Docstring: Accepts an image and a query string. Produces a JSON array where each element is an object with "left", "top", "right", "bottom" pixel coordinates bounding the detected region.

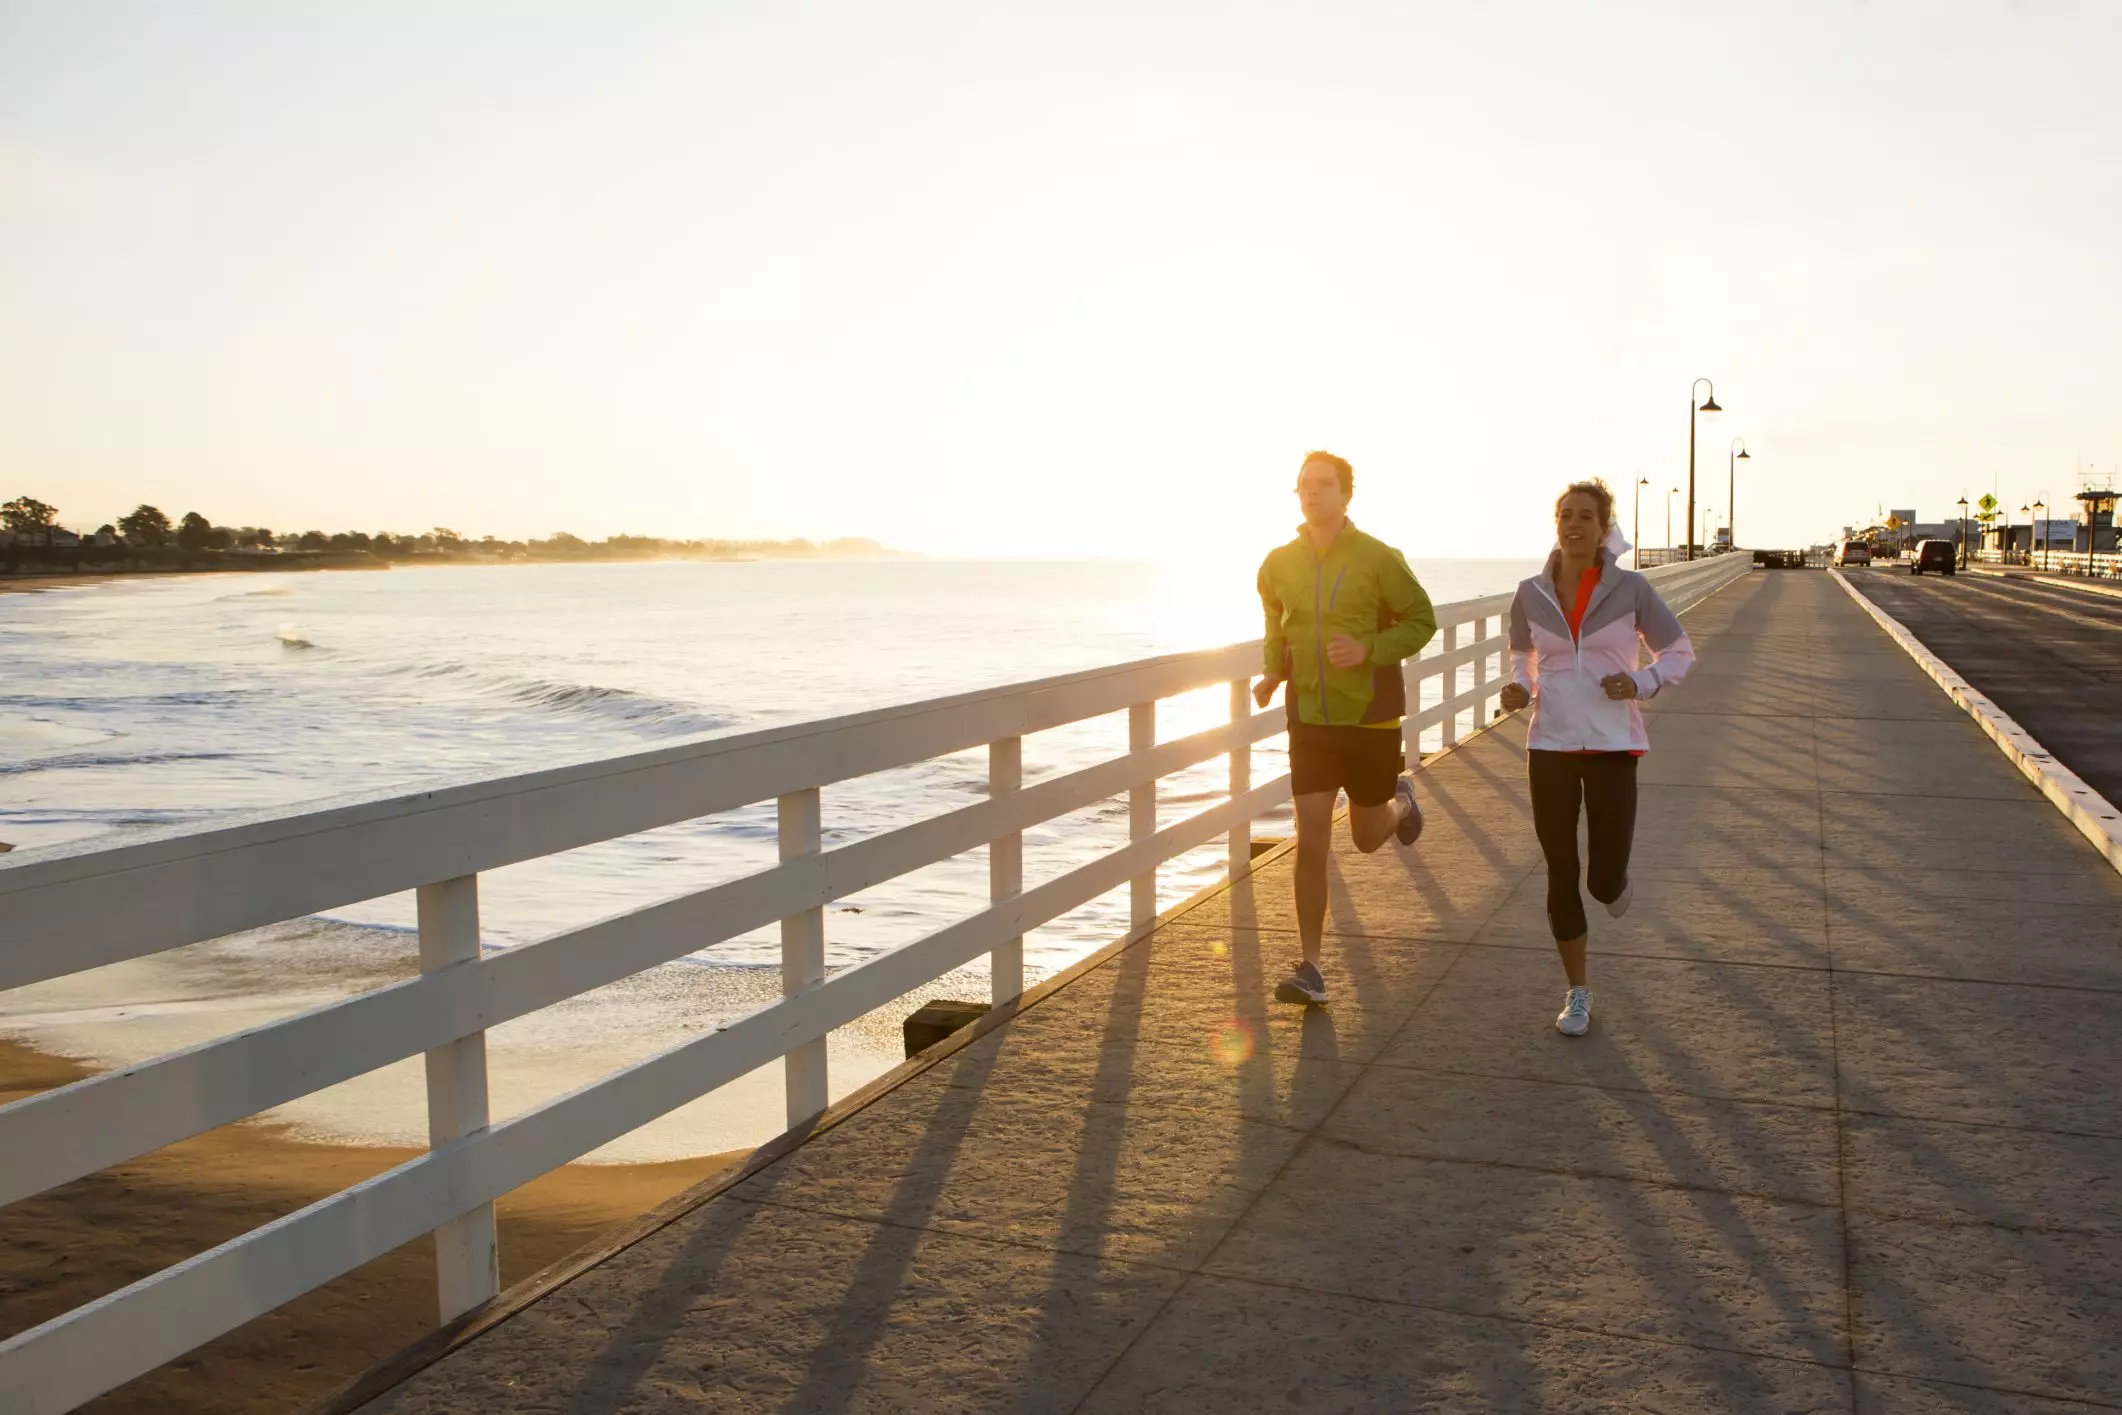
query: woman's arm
[
  {"left": 1507, "top": 590, "right": 1539, "bottom": 698},
  {"left": 1629, "top": 583, "right": 1695, "bottom": 699}
]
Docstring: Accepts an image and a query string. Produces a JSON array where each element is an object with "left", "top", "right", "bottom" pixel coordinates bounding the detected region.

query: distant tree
[
  {"left": 297, "top": 530, "right": 329, "bottom": 552},
  {"left": 371, "top": 533, "right": 398, "bottom": 556},
  {"left": 94, "top": 523, "right": 118, "bottom": 542},
  {"left": 118, "top": 504, "right": 173, "bottom": 547},
  {"left": 329, "top": 532, "right": 354, "bottom": 550},
  {"left": 345, "top": 531, "right": 372, "bottom": 550},
  {"left": 176, "top": 511, "right": 215, "bottom": 550},
  {"left": 2, "top": 495, "right": 59, "bottom": 545}
]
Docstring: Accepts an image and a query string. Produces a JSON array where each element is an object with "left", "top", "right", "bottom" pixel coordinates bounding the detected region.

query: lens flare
[{"left": 1211, "top": 1018, "right": 1256, "bottom": 1066}]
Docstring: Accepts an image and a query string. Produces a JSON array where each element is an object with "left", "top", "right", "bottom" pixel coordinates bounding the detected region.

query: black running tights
[{"left": 1527, "top": 749, "right": 1638, "bottom": 942}]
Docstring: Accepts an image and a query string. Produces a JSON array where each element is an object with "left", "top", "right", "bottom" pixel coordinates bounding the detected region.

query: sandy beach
[
  {"left": 0, "top": 1040, "right": 746, "bottom": 1414},
  {"left": 0, "top": 571, "right": 217, "bottom": 595}
]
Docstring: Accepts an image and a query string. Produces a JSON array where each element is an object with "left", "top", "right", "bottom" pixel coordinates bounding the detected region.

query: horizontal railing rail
[{"left": 0, "top": 555, "right": 1748, "bottom": 1414}]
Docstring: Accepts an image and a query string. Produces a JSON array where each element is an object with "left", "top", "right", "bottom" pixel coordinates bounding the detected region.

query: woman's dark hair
[{"left": 1554, "top": 478, "right": 1614, "bottom": 531}]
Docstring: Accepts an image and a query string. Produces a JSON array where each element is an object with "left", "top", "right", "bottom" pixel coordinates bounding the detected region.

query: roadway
[{"left": 1844, "top": 564, "right": 2122, "bottom": 806}]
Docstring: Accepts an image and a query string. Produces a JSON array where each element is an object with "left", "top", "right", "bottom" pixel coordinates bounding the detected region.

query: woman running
[{"left": 1498, "top": 479, "right": 1695, "bottom": 1036}]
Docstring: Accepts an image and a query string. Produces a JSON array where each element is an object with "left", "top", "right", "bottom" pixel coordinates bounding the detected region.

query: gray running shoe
[
  {"left": 1394, "top": 776, "right": 1424, "bottom": 846},
  {"left": 1275, "top": 959, "right": 1328, "bottom": 1006},
  {"left": 1604, "top": 879, "right": 1633, "bottom": 918},
  {"left": 1555, "top": 986, "right": 1593, "bottom": 1037}
]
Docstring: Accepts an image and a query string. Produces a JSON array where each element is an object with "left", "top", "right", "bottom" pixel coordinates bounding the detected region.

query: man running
[{"left": 1254, "top": 450, "right": 1437, "bottom": 1005}]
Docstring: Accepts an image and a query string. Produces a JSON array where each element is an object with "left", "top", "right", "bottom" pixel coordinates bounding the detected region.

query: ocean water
[{"left": 1, "top": 557, "right": 1534, "bottom": 1156}]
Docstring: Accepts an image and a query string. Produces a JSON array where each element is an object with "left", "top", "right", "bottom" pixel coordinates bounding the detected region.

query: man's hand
[
  {"left": 1326, "top": 634, "right": 1367, "bottom": 669},
  {"left": 1253, "top": 676, "right": 1280, "bottom": 709},
  {"left": 1499, "top": 682, "right": 1530, "bottom": 712},
  {"left": 1601, "top": 672, "right": 1639, "bottom": 701}
]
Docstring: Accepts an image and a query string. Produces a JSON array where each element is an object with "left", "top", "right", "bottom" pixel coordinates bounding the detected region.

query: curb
[
  {"left": 1830, "top": 568, "right": 2122, "bottom": 876},
  {"left": 1967, "top": 565, "right": 2122, "bottom": 603}
]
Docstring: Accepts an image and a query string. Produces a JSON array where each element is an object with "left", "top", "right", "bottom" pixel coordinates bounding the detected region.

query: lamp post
[
  {"left": 2035, "top": 497, "right": 2047, "bottom": 570},
  {"left": 2019, "top": 505, "right": 2030, "bottom": 566},
  {"left": 1687, "top": 378, "right": 1720, "bottom": 560},
  {"left": 1666, "top": 486, "right": 1678, "bottom": 559},
  {"left": 1635, "top": 477, "right": 1649, "bottom": 567},
  {"left": 1957, "top": 496, "right": 1969, "bottom": 570},
  {"left": 1728, "top": 439, "right": 1748, "bottom": 550}
]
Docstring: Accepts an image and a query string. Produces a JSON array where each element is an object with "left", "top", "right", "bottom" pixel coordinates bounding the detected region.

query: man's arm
[
  {"left": 1258, "top": 556, "right": 1288, "bottom": 682},
  {"left": 1363, "top": 550, "right": 1438, "bottom": 665}
]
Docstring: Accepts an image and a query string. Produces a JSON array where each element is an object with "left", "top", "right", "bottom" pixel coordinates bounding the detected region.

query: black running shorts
[{"left": 1288, "top": 721, "right": 1404, "bottom": 806}]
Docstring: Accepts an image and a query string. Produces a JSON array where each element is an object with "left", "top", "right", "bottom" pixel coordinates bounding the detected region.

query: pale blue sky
[{"left": 3, "top": 1, "right": 2117, "bottom": 559}]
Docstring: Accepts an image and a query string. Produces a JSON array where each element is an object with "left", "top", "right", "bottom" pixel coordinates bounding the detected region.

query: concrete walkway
[{"left": 351, "top": 571, "right": 2122, "bottom": 1414}]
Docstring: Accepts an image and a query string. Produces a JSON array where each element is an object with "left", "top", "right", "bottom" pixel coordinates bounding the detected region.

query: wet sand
[
  {"left": 0, "top": 1041, "right": 747, "bottom": 1414},
  {"left": 0, "top": 571, "right": 213, "bottom": 594}
]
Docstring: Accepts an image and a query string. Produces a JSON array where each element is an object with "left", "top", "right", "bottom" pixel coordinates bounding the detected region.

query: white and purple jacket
[{"left": 1508, "top": 550, "right": 1695, "bottom": 754}]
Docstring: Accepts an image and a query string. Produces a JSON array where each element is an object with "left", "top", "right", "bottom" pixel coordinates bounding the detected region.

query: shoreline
[
  {"left": 0, "top": 1039, "right": 748, "bottom": 1414},
  {"left": 0, "top": 569, "right": 229, "bottom": 595}
]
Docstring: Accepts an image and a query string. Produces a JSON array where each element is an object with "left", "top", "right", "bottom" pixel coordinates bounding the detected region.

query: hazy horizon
[{"left": 4, "top": 1, "right": 2117, "bottom": 560}]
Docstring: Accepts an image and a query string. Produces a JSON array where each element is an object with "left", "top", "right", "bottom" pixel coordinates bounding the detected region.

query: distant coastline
[{"left": 0, "top": 529, "right": 907, "bottom": 589}]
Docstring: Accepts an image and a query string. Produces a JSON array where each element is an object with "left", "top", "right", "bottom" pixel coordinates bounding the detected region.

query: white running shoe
[
  {"left": 1604, "top": 880, "right": 1633, "bottom": 919},
  {"left": 1555, "top": 987, "right": 1593, "bottom": 1037}
]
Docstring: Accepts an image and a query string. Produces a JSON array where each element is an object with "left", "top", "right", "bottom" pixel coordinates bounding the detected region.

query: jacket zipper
[{"left": 1535, "top": 574, "right": 1586, "bottom": 749}]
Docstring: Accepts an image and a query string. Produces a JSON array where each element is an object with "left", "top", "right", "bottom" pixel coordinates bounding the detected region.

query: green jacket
[{"left": 1258, "top": 521, "right": 1437, "bottom": 727}]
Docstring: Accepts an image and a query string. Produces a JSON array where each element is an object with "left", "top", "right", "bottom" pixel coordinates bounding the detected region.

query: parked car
[
  {"left": 1835, "top": 540, "right": 1872, "bottom": 567},
  {"left": 1911, "top": 540, "right": 1956, "bottom": 575}
]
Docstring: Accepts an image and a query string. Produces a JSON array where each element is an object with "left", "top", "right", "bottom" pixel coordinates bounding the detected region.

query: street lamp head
[
  {"left": 1735, "top": 448, "right": 1750, "bottom": 460},
  {"left": 1698, "top": 395, "right": 1721, "bottom": 413}
]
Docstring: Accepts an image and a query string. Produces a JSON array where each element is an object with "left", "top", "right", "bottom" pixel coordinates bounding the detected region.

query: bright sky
[{"left": 3, "top": 1, "right": 2117, "bottom": 560}]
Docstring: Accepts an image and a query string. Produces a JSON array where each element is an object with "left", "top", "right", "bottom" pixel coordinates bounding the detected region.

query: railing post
[
  {"left": 1228, "top": 677, "right": 1252, "bottom": 880},
  {"left": 1440, "top": 622, "right": 1461, "bottom": 747},
  {"left": 416, "top": 874, "right": 498, "bottom": 1322},
  {"left": 989, "top": 736, "right": 1024, "bottom": 1006},
  {"left": 1402, "top": 657, "right": 1421, "bottom": 776},
  {"left": 779, "top": 788, "right": 828, "bottom": 1126},
  {"left": 1130, "top": 701, "right": 1156, "bottom": 931},
  {"left": 1472, "top": 614, "right": 1491, "bottom": 724}
]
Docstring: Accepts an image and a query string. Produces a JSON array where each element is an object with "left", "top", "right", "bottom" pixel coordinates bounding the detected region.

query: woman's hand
[
  {"left": 1499, "top": 682, "right": 1530, "bottom": 712},
  {"left": 1326, "top": 634, "right": 1367, "bottom": 669},
  {"left": 1601, "top": 672, "right": 1639, "bottom": 701},
  {"left": 1253, "top": 676, "right": 1280, "bottom": 709}
]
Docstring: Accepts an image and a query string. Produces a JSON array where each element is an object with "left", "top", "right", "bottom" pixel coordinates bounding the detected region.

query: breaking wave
[
  {"left": 0, "top": 749, "right": 236, "bottom": 778},
  {"left": 380, "top": 661, "right": 730, "bottom": 737}
]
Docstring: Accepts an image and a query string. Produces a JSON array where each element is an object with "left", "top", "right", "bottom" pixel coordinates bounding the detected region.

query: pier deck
[{"left": 346, "top": 571, "right": 2122, "bottom": 1413}]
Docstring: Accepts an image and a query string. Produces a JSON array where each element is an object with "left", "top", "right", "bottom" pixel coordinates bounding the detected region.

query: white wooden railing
[{"left": 0, "top": 555, "right": 1747, "bottom": 1413}]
